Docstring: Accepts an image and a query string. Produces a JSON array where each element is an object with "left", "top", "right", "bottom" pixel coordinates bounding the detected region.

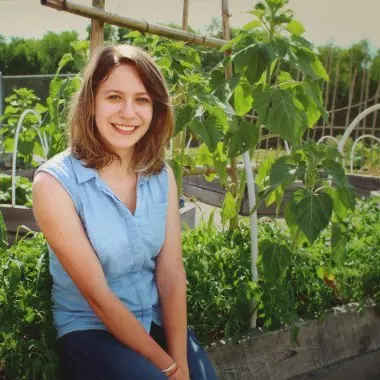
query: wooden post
[
  {"left": 41, "top": 0, "right": 226, "bottom": 49},
  {"left": 221, "top": 0, "right": 237, "bottom": 227},
  {"left": 355, "top": 68, "right": 366, "bottom": 140},
  {"left": 345, "top": 63, "right": 357, "bottom": 135},
  {"left": 362, "top": 69, "right": 371, "bottom": 130},
  {"left": 90, "top": 0, "right": 105, "bottom": 53},
  {"left": 182, "top": 0, "right": 189, "bottom": 32},
  {"left": 322, "top": 45, "right": 333, "bottom": 137},
  {"left": 330, "top": 59, "right": 340, "bottom": 136},
  {"left": 173, "top": 0, "right": 190, "bottom": 199}
]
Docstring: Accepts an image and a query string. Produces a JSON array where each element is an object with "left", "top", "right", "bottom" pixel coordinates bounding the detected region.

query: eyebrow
[{"left": 104, "top": 90, "right": 150, "bottom": 96}]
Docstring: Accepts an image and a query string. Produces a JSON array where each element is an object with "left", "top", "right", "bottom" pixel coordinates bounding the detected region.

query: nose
[{"left": 118, "top": 99, "right": 136, "bottom": 118}]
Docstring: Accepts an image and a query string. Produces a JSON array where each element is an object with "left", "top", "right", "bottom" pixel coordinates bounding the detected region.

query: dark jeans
[{"left": 56, "top": 323, "right": 218, "bottom": 379}]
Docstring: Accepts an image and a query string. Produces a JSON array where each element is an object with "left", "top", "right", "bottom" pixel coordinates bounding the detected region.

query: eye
[
  {"left": 136, "top": 97, "right": 150, "bottom": 104},
  {"left": 108, "top": 94, "right": 121, "bottom": 100}
]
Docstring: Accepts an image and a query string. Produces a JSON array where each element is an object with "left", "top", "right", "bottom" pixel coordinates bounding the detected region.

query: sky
[{"left": 0, "top": 0, "right": 380, "bottom": 49}]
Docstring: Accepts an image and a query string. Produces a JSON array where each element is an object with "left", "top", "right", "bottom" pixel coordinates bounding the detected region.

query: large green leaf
[
  {"left": 253, "top": 87, "right": 308, "bottom": 143},
  {"left": 221, "top": 191, "right": 238, "bottom": 226},
  {"left": 233, "top": 46, "right": 255, "bottom": 71},
  {"left": 303, "top": 81, "right": 328, "bottom": 121},
  {"left": 233, "top": 83, "right": 253, "bottom": 116},
  {"left": 212, "top": 142, "right": 229, "bottom": 186},
  {"left": 243, "top": 19, "right": 262, "bottom": 31},
  {"left": 188, "top": 116, "right": 224, "bottom": 153},
  {"left": 56, "top": 53, "right": 74, "bottom": 75},
  {"left": 195, "top": 143, "right": 213, "bottom": 167},
  {"left": 227, "top": 116, "right": 260, "bottom": 158},
  {"left": 286, "top": 20, "right": 305, "bottom": 36},
  {"left": 220, "top": 33, "right": 246, "bottom": 52},
  {"left": 232, "top": 43, "right": 274, "bottom": 84},
  {"left": 292, "top": 189, "right": 333, "bottom": 244},
  {"left": 291, "top": 47, "right": 329, "bottom": 81},
  {"left": 256, "top": 157, "right": 275, "bottom": 189},
  {"left": 246, "top": 43, "right": 275, "bottom": 84},
  {"left": 174, "top": 105, "right": 196, "bottom": 135},
  {"left": 271, "top": 37, "right": 289, "bottom": 58},
  {"left": 322, "top": 159, "right": 346, "bottom": 187},
  {"left": 336, "top": 184, "right": 356, "bottom": 211},
  {"left": 211, "top": 72, "right": 241, "bottom": 104},
  {"left": 260, "top": 239, "right": 292, "bottom": 283},
  {"left": 283, "top": 202, "right": 308, "bottom": 247},
  {"left": 269, "top": 156, "right": 298, "bottom": 186}
]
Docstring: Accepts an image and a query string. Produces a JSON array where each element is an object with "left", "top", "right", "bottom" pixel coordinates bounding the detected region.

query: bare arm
[
  {"left": 156, "top": 166, "right": 188, "bottom": 373},
  {"left": 32, "top": 172, "right": 174, "bottom": 372}
]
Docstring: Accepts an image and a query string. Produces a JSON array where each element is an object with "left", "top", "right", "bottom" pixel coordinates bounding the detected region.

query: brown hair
[{"left": 68, "top": 44, "right": 174, "bottom": 175}]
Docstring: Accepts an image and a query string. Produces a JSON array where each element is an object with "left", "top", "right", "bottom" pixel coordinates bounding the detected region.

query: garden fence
[
  {"left": 0, "top": 67, "right": 379, "bottom": 160},
  {"left": 0, "top": 72, "right": 76, "bottom": 123}
]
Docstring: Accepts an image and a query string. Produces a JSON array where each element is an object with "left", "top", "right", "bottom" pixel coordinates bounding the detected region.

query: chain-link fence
[
  {"left": 0, "top": 72, "right": 76, "bottom": 118},
  {"left": 0, "top": 71, "right": 379, "bottom": 175}
]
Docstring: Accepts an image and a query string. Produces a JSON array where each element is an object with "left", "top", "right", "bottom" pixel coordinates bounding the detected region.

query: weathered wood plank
[
  {"left": 207, "top": 305, "right": 380, "bottom": 380},
  {"left": 0, "top": 205, "right": 39, "bottom": 233},
  {"left": 290, "top": 349, "right": 380, "bottom": 380}
]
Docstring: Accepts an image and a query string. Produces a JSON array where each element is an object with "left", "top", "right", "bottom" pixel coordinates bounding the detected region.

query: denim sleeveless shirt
[{"left": 35, "top": 150, "right": 168, "bottom": 338}]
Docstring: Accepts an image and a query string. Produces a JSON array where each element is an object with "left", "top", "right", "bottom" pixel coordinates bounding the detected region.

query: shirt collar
[
  {"left": 70, "top": 155, "right": 149, "bottom": 186},
  {"left": 70, "top": 156, "right": 97, "bottom": 184}
]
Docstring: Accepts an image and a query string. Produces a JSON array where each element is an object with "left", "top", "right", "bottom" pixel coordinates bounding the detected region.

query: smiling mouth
[{"left": 112, "top": 123, "right": 138, "bottom": 133}]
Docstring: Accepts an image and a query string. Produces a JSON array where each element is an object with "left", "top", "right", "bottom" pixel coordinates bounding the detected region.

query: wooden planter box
[
  {"left": 0, "top": 169, "right": 35, "bottom": 181},
  {"left": 1, "top": 202, "right": 196, "bottom": 243},
  {"left": 182, "top": 175, "right": 303, "bottom": 217},
  {"left": 0, "top": 205, "right": 39, "bottom": 243},
  {"left": 183, "top": 173, "right": 380, "bottom": 217},
  {"left": 179, "top": 202, "right": 196, "bottom": 230},
  {"left": 207, "top": 304, "right": 380, "bottom": 380}
]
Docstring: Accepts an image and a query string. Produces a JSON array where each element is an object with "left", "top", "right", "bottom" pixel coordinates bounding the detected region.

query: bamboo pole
[
  {"left": 90, "top": 0, "right": 105, "bottom": 53},
  {"left": 345, "top": 67, "right": 357, "bottom": 135},
  {"left": 40, "top": 0, "right": 226, "bottom": 49},
  {"left": 322, "top": 45, "right": 333, "bottom": 137},
  {"left": 174, "top": 0, "right": 190, "bottom": 199},
  {"left": 182, "top": 0, "right": 189, "bottom": 32},
  {"left": 355, "top": 68, "right": 366, "bottom": 140},
  {"left": 222, "top": 0, "right": 258, "bottom": 328},
  {"left": 221, "top": 0, "right": 237, "bottom": 218},
  {"left": 330, "top": 59, "right": 340, "bottom": 136},
  {"left": 362, "top": 69, "right": 371, "bottom": 130}
]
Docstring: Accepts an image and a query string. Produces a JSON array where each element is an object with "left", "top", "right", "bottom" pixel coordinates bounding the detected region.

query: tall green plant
[{"left": 0, "top": 41, "right": 87, "bottom": 167}]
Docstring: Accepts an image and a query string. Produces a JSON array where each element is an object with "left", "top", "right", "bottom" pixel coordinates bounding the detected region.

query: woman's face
[{"left": 94, "top": 64, "right": 153, "bottom": 157}]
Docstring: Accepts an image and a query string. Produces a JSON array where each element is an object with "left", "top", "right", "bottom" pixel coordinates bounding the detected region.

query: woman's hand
[{"left": 168, "top": 365, "right": 189, "bottom": 380}]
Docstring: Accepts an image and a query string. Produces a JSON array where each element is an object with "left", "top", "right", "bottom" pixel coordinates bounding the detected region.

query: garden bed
[
  {"left": 183, "top": 173, "right": 380, "bottom": 216},
  {"left": 207, "top": 303, "right": 380, "bottom": 380}
]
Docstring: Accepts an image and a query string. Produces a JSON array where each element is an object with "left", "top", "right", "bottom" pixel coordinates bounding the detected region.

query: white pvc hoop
[
  {"left": 349, "top": 134, "right": 380, "bottom": 173},
  {"left": 317, "top": 135, "right": 339, "bottom": 146},
  {"left": 338, "top": 104, "right": 380, "bottom": 154},
  {"left": 12, "top": 109, "right": 49, "bottom": 207}
]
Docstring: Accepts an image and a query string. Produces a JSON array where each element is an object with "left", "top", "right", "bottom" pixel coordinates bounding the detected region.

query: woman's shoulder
[
  {"left": 37, "top": 149, "right": 74, "bottom": 172},
  {"left": 34, "top": 150, "right": 79, "bottom": 186}
]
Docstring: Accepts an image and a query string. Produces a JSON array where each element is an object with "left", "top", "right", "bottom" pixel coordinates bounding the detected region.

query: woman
[{"left": 32, "top": 44, "right": 218, "bottom": 380}]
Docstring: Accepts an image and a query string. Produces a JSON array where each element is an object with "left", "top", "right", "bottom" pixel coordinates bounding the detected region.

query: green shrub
[
  {"left": 183, "top": 218, "right": 257, "bottom": 344},
  {"left": 1, "top": 197, "right": 379, "bottom": 377},
  {"left": 0, "top": 175, "right": 33, "bottom": 207},
  {"left": 0, "top": 233, "right": 58, "bottom": 380},
  {"left": 184, "top": 196, "right": 380, "bottom": 343}
]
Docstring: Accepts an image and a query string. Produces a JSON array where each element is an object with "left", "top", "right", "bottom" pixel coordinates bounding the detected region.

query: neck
[{"left": 101, "top": 149, "right": 135, "bottom": 179}]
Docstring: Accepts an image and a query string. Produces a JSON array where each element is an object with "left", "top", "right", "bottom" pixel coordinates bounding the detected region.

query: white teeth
[{"left": 114, "top": 124, "right": 136, "bottom": 132}]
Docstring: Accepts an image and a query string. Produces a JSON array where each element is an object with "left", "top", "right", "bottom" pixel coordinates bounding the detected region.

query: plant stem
[{"left": 177, "top": 127, "right": 187, "bottom": 199}]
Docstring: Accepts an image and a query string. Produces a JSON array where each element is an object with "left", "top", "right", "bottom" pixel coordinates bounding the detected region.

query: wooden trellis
[{"left": 41, "top": 0, "right": 227, "bottom": 49}]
